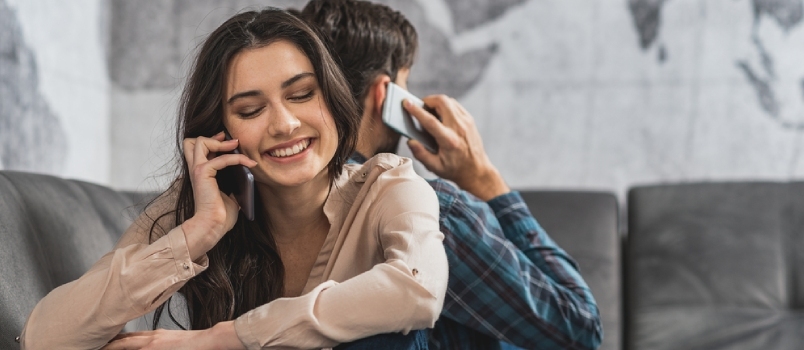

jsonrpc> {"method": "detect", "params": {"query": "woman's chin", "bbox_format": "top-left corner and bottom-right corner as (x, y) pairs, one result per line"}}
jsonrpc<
(256, 167), (329, 189)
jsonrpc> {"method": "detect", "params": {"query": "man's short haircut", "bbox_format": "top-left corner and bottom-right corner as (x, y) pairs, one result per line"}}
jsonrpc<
(300, 0), (417, 105)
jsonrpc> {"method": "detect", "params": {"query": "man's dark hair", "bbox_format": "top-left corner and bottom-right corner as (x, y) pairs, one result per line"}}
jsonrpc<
(300, 0), (417, 110)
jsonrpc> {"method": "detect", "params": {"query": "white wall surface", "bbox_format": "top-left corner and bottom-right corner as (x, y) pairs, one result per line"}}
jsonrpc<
(5, 0), (110, 184)
(3, 0), (803, 198)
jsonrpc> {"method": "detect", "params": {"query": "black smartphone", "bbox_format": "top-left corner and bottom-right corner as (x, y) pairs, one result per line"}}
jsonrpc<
(215, 130), (255, 221)
(381, 82), (439, 153)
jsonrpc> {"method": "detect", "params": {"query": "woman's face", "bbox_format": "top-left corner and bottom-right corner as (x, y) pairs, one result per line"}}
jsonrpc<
(223, 40), (338, 189)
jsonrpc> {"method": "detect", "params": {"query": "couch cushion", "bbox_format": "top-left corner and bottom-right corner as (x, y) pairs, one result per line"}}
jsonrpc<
(627, 182), (804, 350)
(0, 171), (149, 348)
(520, 191), (621, 350)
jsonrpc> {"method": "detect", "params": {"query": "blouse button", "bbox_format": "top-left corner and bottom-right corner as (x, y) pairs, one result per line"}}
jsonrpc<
(182, 263), (190, 270)
(361, 172), (367, 177)
(412, 268), (419, 276)
(15, 336), (20, 343)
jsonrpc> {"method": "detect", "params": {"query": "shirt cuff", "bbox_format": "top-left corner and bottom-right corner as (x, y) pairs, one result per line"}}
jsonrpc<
(487, 190), (525, 216)
(167, 227), (209, 278)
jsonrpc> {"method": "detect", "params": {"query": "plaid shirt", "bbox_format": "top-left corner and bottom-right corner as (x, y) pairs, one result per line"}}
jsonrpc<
(350, 154), (602, 350)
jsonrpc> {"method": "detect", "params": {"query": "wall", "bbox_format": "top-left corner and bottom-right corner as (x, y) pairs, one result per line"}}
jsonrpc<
(1, 0), (109, 184)
(2, 0), (803, 198)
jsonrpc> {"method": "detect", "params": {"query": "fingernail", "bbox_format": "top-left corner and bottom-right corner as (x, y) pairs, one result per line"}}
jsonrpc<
(402, 99), (410, 107)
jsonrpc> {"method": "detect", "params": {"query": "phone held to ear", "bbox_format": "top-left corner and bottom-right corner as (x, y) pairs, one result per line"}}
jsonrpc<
(215, 130), (255, 221)
(381, 82), (439, 153)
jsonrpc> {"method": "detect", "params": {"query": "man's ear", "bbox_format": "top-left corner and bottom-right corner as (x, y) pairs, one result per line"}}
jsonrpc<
(369, 75), (392, 121)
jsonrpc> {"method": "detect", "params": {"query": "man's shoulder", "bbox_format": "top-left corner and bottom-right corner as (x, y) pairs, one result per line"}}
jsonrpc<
(426, 178), (492, 217)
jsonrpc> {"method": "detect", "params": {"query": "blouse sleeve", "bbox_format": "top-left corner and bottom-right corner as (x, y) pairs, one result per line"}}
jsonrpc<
(233, 162), (448, 349)
(20, 190), (208, 350)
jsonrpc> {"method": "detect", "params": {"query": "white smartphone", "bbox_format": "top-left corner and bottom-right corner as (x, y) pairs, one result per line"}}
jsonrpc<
(381, 82), (438, 153)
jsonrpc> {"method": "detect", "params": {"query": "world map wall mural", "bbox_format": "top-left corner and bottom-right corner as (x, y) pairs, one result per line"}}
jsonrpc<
(630, 0), (804, 129)
(0, 0), (67, 173)
(1, 0), (802, 204)
(1, 0), (801, 348)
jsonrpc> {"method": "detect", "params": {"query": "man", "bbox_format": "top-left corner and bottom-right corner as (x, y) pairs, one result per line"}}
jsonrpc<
(300, 1), (603, 349)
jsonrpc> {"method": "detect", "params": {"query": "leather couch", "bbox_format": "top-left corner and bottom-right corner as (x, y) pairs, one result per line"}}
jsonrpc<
(626, 182), (804, 350)
(4, 169), (796, 349)
(0, 170), (150, 349)
(0, 170), (621, 349)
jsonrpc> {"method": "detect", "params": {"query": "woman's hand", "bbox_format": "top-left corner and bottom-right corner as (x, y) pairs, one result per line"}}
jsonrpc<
(181, 132), (257, 260)
(101, 321), (244, 350)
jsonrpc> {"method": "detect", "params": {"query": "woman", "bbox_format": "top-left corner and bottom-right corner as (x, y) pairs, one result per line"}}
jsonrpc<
(20, 8), (447, 350)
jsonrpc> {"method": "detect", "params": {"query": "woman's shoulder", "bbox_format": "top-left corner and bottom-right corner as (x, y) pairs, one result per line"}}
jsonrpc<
(342, 153), (418, 184)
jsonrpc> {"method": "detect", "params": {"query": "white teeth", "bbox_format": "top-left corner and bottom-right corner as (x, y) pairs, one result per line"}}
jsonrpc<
(269, 139), (310, 158)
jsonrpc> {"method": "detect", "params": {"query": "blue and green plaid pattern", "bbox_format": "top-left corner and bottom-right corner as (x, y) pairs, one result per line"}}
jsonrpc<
(350, 154), (602, 350)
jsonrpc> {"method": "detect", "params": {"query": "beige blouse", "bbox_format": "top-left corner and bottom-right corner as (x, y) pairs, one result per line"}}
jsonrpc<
(20, 153), (448, 350)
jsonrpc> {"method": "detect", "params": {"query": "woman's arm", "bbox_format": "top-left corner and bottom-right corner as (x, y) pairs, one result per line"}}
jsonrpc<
(22, 134), (255, 350)
(232, 162), (448, 349)
(20, 192), (208, 350)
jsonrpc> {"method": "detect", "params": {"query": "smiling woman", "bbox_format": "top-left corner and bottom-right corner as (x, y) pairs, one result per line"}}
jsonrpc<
(19, 8), (447, 350)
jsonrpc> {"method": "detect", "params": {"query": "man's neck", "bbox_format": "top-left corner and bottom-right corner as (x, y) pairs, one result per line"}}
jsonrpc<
(354, 136), (377, 159)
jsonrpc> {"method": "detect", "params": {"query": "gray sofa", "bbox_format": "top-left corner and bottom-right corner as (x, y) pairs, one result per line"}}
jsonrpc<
(0, 171), (150, 349)
(2, 169), (799, 350)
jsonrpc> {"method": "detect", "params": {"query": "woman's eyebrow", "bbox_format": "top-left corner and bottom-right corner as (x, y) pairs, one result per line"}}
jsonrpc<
(227, 90), (262, 105)
(281, 72), (315, 89)
(226, 72), (315, 105)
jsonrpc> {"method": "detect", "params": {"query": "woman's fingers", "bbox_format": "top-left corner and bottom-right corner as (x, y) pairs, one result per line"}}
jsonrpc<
(192, 137), (237, 167)
(101, 335), (150, 349)
(183, 133), (247, 175)
(198, 153), (258, 177)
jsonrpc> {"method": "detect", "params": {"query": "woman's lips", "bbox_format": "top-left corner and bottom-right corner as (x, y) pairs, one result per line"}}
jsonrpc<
(266, 138), (312, 158)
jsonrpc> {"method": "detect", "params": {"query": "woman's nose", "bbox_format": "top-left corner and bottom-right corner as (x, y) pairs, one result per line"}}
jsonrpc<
(268, 105), (301, 136)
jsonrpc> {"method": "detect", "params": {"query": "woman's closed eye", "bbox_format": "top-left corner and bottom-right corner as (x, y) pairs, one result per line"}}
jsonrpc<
(238, 106), (264, 119)
(288, 90), (314, 102)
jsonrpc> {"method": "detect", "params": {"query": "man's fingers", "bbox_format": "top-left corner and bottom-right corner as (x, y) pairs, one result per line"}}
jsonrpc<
(421, 95), (457, 125)
(408, 139), (443, 173)
(403, 99), (451, 141)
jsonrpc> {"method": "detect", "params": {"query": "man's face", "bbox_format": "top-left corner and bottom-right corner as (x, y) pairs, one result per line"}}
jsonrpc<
(374, 67), (411, 154)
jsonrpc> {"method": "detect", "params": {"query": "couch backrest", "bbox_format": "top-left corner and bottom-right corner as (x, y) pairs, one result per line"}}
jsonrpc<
(0, 171), (149, 348)
(0, 171), (623, 348)
(520, 191), (621, 350)
(627, 182), (804, 350)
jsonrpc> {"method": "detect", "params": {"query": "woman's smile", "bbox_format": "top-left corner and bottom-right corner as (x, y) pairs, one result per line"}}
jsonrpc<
(264, 138), (314, 161)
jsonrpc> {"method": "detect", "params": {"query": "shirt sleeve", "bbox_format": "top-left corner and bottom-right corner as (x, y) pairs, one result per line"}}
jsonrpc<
(20, 195), (208, 350)
(233, 162), (448, 349)
(434, 181), (602, 350)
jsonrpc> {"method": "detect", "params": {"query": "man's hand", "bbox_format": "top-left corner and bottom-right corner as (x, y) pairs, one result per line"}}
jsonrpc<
(404, 95), (510, 201)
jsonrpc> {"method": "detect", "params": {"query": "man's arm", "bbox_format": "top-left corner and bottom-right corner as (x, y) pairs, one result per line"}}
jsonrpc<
(405, 97), (602, 349)
(433, 180), (602, 349)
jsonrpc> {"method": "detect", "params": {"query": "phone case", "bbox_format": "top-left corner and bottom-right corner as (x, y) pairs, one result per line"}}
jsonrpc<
(217, 130), (255, 221)
(381, 83), (439, 153)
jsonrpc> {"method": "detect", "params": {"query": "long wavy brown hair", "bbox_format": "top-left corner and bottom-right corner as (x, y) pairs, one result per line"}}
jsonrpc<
(148, 8), (360, 330)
